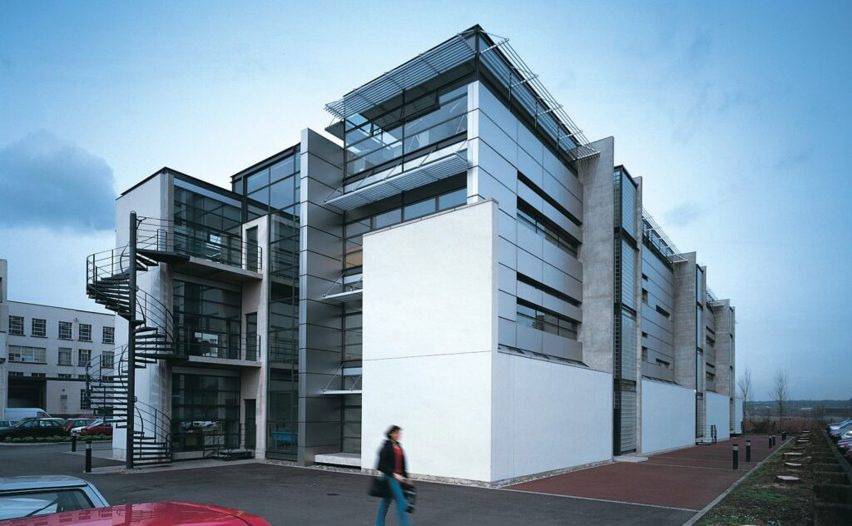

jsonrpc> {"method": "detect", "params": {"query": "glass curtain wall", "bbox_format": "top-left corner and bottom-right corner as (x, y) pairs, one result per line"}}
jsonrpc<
(613, 168), (639, 455)
(173, 280), (241, 359)
(173, 184), (245, 267)
(343, 67), (472, 181)
(234, 148), (301, 460)
(171, 373), (240, 454)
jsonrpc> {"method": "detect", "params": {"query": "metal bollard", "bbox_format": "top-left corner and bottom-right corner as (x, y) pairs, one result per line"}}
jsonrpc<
(732, 443), (739, 470)
(746, 439), (751, 462)
(71, 435), (77, 452)
(782, 431), (787, 441)
(85, 440), (92, 473)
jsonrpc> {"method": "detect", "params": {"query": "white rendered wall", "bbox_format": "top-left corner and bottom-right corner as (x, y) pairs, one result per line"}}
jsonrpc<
(641, 378), (695, 454)
(706, 391), (731, 441)
(491, 353), (611, 481)
(361, 200), (497, 482)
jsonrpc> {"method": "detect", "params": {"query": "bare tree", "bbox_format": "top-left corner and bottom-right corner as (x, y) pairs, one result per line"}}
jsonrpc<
(738, 367), (753, 431)
(772, 370), (790, 423)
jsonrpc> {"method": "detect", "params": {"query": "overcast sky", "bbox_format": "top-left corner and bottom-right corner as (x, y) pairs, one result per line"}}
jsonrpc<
(1, 1), (849, 400)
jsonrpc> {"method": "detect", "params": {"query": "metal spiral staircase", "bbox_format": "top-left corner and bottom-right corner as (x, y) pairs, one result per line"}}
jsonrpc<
(85, 213), (183, 467)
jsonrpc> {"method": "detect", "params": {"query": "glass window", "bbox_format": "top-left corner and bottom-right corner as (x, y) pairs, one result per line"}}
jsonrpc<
(438, 188), (467, 210)
(516, 199), (580, 257)
(101, 351), (115, 369)
(403, 198), (437, 221)
(58, 348), (72, 366)
(270, 157), (295, 182)
(621, 240), (637, 309)
(80, 390), (91, 409)
(174, 280), (242, 359)
(58, 373), (72, 379)
(246, 168), (269, 194)
(373, 208), (401, 229)
(8, 345), (47, 363)
(269, 177), (296, 210)
(516, 300), (579, 341)
(0, 490), (93, 520)
(31, 318), (47, 337)
(78, 324), (92, 342)
(58, 321), (72, 340)
(102, 326), (114, 344)
(8, 315), (23, 335)
(78, 349), (91, 367)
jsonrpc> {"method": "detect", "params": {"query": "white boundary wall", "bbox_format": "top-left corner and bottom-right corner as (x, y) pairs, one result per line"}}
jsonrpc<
(706, 391), (731, 441)
(491, 353), (611, 481)
(361, 201), (497, 482)
(641, 377), (695, 454)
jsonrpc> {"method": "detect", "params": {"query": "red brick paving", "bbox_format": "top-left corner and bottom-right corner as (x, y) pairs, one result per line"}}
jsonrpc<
(507, 435), (778, 511)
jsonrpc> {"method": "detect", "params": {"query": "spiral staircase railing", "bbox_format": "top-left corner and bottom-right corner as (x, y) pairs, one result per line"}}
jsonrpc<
(84, 215), (181, 466)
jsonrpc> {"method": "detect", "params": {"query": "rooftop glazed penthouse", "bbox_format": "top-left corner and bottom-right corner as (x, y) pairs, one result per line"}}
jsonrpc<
(82, 25), (736, 482)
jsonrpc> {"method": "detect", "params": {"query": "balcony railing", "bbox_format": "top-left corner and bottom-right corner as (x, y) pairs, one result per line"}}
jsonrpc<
(137, 217), (262, 272)
(177, 335), (261, 362)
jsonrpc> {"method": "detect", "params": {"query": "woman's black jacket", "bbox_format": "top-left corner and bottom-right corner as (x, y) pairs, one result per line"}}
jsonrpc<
(377, 439), (407, 478)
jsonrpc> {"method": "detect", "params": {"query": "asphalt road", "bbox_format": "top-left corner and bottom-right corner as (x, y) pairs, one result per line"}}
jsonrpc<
(0, 443), (694, 525)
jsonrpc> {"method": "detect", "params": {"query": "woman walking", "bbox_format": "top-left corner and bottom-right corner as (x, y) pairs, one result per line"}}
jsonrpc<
(375, 425), (410, 526)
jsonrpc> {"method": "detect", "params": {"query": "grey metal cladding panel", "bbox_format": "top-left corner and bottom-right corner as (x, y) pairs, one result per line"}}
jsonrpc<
(302, 251), (342, 282)
(542, 293), (582, 323)
(477, 139), (516, 186)
(305, 154), (344, 188)
(477, 169), (517, 215)
(542, 331), (582, 362)
(541, 199), (582, 241)
(516, 181), (543, 210)
(517, 248), (543, 282)
(303, 396), (343, 422)
(517, 324), (543, 353)
(498, 236), (517, 270)
(304, 299), (343, 330)
(303, 324), (343, 353)
(542, 170), (582, 216)
(302, 422), (342, 448)
(642, 362), (675, 382)
(477, 111), (519, 166)
(302, 274), (338, 300)
(516, 148), (543, 188)
(641, 248), (674, 288)
(498, 263), (517, 295)
(498, 316), (517, 347)
(306, 176), (339, 205)
(542, 241), (582, 282)
(516, 280), (543, 307)
(497, 210), (517, 245)
(645, 283), (674, 313)
(497, 290), (517, 321)
(303, 227), (343, 262)
(304, 202), (344, 235)
(302, 347), (343, 373)
(542, 261), (581, 300)
(516, 224), (544, 259)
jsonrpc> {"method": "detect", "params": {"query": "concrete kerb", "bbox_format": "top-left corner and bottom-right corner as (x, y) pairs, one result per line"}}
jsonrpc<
(681, 436), (793, 526)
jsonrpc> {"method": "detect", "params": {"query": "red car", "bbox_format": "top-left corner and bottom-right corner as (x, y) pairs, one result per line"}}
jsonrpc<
(77, 420), (113, 437)
(0, 501), (270, 525)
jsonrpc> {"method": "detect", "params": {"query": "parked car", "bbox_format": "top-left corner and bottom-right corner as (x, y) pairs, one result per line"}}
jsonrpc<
(62, 418), (96, 435)
(830, 422), (852, 441)
(0, 501), (270, 525)
(837, 438), (852, 453)
(3, 409), (50, 422)
(76, 421), (112, 437)
(0, 420), (17, 432)
(0, 419), (66, 441)
(0, 475), (109, 521)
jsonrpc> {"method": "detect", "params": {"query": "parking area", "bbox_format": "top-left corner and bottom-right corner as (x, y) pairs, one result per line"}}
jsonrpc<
(509, 435), (779, 511)
(0, 443), (694, 525)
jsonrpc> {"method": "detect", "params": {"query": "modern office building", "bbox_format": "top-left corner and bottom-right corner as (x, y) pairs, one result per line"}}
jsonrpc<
(0, 259), (115, 418)
(83, 25), (736, 481)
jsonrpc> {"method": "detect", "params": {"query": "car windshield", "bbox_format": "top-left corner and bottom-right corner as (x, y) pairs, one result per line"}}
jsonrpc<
(0, 490), (93, 520)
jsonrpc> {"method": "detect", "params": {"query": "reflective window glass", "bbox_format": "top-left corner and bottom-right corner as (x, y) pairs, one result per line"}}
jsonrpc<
(373, 209), (401, 229)
(403, 198), (437, 220)
(438, 188), (466, 210)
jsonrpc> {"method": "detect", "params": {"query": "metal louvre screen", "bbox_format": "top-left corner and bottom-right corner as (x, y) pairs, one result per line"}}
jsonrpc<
(620, 310), (637, 380)
(620, 389), (637, 452)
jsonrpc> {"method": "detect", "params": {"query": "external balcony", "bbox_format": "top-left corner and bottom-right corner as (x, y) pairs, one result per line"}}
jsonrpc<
(322, 273), (363, 303)
(179, 335), (262, 368)
(137, 217), (263, 283)
(325, 141), (469, 211)
(321, 362), (362, 396)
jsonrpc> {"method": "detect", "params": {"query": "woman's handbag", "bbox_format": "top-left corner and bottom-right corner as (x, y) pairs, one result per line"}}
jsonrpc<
(368, 475), (388, 498)
(403, 482), (417, 513)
